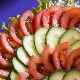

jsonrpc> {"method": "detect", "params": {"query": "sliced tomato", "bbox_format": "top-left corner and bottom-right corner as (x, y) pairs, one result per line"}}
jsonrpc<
(33, 9), (46, 31)
(0, 70), (9, 78)
(42, 6), (60, 28)
(1, 33), (18, 55)
(76, 61), (80, 68)
(19, 10), (34, 36)
(52, 42), (70, 70)
(61, 8), (80, 30)
(9, 19), (24, 46)
(41, 45), (55, 72)
(52, 6), (74, 26)
(68, 12), (80, 29)
(65, 48), (80, 71)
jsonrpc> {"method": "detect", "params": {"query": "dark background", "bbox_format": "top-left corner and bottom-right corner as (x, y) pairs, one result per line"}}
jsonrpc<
(0, 0), (80, 32)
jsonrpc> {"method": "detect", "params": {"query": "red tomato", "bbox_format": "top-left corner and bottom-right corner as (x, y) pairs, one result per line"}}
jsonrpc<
(65, 48), (80, 71)
(52, 42), (70, 70)
(19, 10), (34, 36)
(68, 12), (80, 29)
(28, 55), (44, 79)
(9, 19), (24, 46)
(52, 6), (74, 26)
(41, 45), (55, 72)
(33, 9), (46, 31)
(0, 70), (9, 78)
(1, 33), (18, 55)
(76, 61), (80, 68)
(42, 6), (60, 28)
(61, 8), (80, 30)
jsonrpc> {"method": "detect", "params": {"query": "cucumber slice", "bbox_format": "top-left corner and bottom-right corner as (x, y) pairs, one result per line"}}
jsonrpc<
(11, 57), (28, 73)
(35, 27), (48, 54)
(46, 26), (65, 49)
(15, 47), (29, 67)
(59, 28), (80, 45)
(40, 76), (48, 80)
(9, 70), (19, 80)
(49, 69), (66, 80)
(22, 35), (39, 57)
(68, 40), (80, 55)
(63, 68), (80, 80)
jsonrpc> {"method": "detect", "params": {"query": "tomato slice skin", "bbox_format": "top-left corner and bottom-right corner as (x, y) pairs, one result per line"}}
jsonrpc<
(68, 12), (80, 29)
(52, 42), (70, 70)
(61, 8), (80, 30)
(28, 55), (44, 80)
(1, 33), (18, 55)
(52, 6), (74, 26)
(65, 48), (80, 71)
(33, 9), (46, 31)
(42, 6), (60, 28)
(9, 19), (23, 46)
(41, 45), (54, 72)
(19, 10), (34, 36)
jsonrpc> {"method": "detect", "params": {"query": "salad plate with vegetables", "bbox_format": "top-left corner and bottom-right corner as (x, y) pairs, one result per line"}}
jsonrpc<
(1, 0), (80, 80)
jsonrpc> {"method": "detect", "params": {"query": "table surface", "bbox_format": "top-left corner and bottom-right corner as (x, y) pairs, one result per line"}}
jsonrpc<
(0, 0), (80, 32)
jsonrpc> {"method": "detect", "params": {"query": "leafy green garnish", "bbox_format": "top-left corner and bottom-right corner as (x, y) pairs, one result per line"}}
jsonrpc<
(32, 0), (79, 14)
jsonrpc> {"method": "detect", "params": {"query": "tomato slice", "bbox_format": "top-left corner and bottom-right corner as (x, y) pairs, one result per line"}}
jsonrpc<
(41, 45), (55, 72)
(65, 48), (80, 70)
(52, 6), (74, 26)
(42, 6), (60, 28)
(1, 33), (18, 55)
(19, 10), (34, 36)
(52, 42), (70, 70)
(61, 8), (80, 30)
(33, 9), (46, 31)
(68, 12), (80, 29)
(0, 70), (9, 78)
(9, 19), (23, 46)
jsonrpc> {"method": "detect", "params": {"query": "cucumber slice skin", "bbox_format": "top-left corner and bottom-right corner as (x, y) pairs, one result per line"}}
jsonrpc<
(11, 57), (28, 73)
(46, 26), (65, 50)
(15, 47), (29, 67)
(35, 27), (48, 54)
(22, 35), (39, 57)
(49, 69), (66, 80)
(62, 68), (80, 80)
(8, 70), (19, 80)
(68, 40), (80, 54)
(40, 76), (48, 80)
(59, 28), (80, 45)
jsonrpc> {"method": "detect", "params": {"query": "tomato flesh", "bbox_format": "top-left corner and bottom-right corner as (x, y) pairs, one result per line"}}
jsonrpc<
(19, 10), (34, 36)
(52, 42), (70, 70)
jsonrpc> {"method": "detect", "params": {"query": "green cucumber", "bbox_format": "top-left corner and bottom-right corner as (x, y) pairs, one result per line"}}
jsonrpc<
(40, 76), (48, 80)
(49, 69), (66, 80)
(68, 40), (80, 55)
(59, 28), (80, 45)
(46, 26), (65, 49)
(22, 35), (39, 57)
(35, 27), (48, 54)
(11, 57), (28, 73)
(62, 68), (80, 80)
(8, 70), (19, 80)
(15, 47), (29, 67)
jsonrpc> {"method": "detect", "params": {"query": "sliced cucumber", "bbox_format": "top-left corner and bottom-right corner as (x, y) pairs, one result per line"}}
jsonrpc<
(68, 40), (80, 55)
(40, 76), (48, 80)
(59, 28), (80, 45)
(63, 68), (80, 80)
(0, 77), (6, 80)
(46, 26), (65, 49)
(15, 47), (29, 67)
(8, 70), (19, 80)
(35, 27), (48, 54)
(11, 57), (28, 73)
(22, 35), (39, 57)
(49, 69), (66, 80)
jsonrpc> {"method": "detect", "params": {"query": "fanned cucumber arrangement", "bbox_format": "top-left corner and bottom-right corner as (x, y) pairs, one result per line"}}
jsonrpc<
(8, 26), (80, 80)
